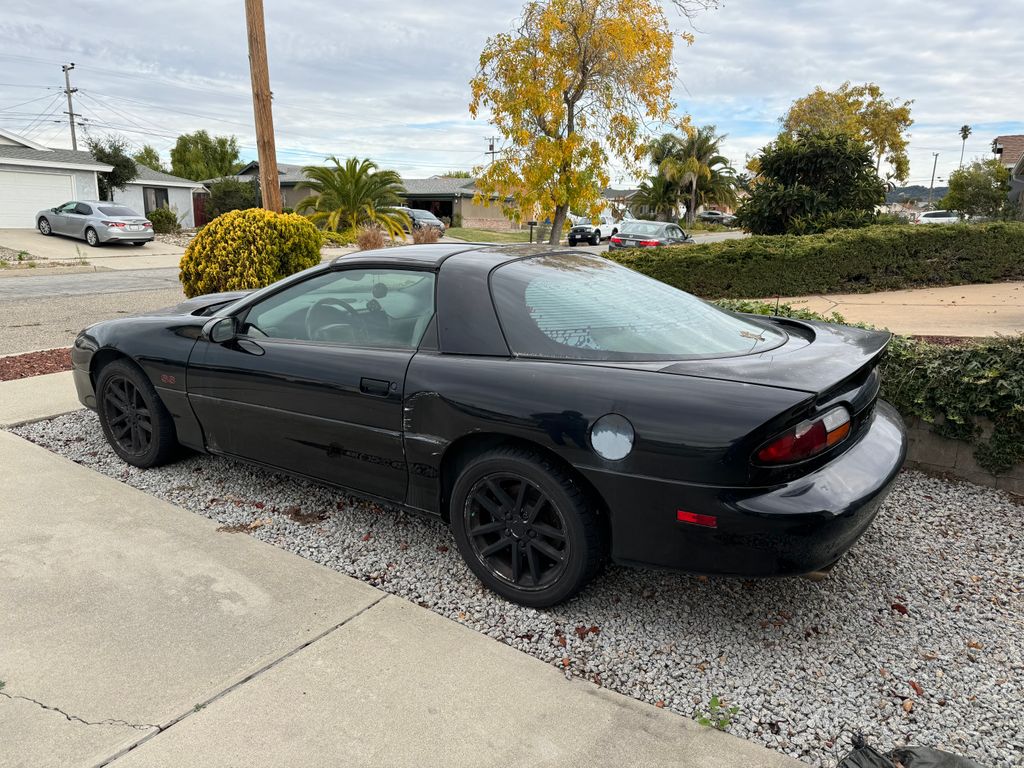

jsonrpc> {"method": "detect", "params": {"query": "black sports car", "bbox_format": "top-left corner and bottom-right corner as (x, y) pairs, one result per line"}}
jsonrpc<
(72, 244), (907, 607)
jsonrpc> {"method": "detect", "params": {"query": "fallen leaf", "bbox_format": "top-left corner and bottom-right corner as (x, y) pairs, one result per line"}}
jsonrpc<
(561, 657), (570, 668)
(248, 517), (272, 529)
(254, 501), (265, 509)
(361, 532), (372, 541)
(557, 635), (567, 647)
(655, 700), (665, 708)
(903, 700), (914, 713)
(967, 640), (983, 650)
(436, 545), (449, 553)
(909, 680), (924, 696)
(891, 603), (909, 615)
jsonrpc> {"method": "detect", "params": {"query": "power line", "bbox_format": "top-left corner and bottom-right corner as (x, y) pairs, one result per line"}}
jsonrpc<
(62, 63), (79, 150)
(0, 91), (58, 112)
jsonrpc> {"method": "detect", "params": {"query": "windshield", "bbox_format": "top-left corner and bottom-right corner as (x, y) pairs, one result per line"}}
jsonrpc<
(98, 205), (139, 217)
(490, 253), (786, 361)
(410, 209), (439, 220)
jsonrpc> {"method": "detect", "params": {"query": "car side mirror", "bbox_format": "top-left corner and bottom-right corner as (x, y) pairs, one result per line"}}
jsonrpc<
(205, 316), (236, 343)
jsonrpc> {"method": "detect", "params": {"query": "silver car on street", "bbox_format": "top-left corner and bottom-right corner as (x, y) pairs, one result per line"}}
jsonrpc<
(36, 200), (154, 247)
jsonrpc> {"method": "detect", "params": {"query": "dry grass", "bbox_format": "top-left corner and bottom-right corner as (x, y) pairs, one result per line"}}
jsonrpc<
(412, 227), (441, 244)
(356, 226), (387, 251)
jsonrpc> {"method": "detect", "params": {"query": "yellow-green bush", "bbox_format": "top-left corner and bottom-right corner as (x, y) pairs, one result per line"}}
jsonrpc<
(179, 208), (322, 298)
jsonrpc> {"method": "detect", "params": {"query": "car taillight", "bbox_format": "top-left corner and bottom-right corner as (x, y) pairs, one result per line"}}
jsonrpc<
(610, 236), (622, 244)
(103, 221), (125, 228)
(755, 406), (851, 464)
(143, 221), (152, 228)
(638, 239), (660, 246)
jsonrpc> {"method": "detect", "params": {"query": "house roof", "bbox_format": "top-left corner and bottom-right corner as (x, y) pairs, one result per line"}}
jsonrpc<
(233, 161), (313, 185)
(0, 141), (113, 173)
(993, 135), (1024, 169)
(128, 164), (204, 188)
(400, 177), (477, 198)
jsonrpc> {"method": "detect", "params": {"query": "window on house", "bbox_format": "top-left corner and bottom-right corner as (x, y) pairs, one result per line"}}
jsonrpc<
(143, 187), (169, 214)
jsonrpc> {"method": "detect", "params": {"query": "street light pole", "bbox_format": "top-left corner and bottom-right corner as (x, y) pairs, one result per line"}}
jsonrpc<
(62, 63), (78, 151)
(244, 0), (282, 213)
(927, 153), (939, 206)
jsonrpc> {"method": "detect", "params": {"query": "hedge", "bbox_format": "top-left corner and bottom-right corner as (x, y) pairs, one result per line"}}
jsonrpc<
(611, 222), (1024, 298)
(721, 300), (1024, 475)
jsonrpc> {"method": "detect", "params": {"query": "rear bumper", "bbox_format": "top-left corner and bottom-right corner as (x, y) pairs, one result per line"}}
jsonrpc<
(98, 228), (154, 242)
(584, 400), (907, 576)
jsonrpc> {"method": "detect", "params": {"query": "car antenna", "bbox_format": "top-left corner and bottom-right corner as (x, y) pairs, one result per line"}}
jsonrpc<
(774, 294), (781, 316)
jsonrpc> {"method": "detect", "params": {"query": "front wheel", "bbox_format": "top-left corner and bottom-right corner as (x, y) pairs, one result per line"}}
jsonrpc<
(38, 218), (52, 236)
(96, 359), (179, 468)
(590, 230), (601, 246)
(85, 228), (100, 247)
(449, 447), (605, 607)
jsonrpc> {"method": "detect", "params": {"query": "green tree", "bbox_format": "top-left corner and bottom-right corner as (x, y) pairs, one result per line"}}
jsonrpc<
(632, 173), (679, 221)
(736, 133), (886, 235)
(440, 170), (472, 178)
(87, 136), (138, 201)
(208, 178), (261, 217)
(470, 0), (698, 243)
(132, 144), (167, 174)
(170, 131), (241, 180)
(940, 158), (1011, 219)
(959, 124), (972, 169)
(295, 156), (410, 239)
(641, 126), (737, 223)
(781, 82), (913, 182)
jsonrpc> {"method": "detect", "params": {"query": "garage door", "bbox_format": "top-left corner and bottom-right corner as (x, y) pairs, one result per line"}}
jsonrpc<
(0, 169), (76, 228)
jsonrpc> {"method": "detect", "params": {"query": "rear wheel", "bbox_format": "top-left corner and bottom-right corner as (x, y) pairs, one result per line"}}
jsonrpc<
(96, 359), (178, 468)
(132, 241), (146, 247)
(450, 447), (604, 607)
(38, 218), (52, 236)
(590, 230), (600, 245)
(85, 227), (100, 247)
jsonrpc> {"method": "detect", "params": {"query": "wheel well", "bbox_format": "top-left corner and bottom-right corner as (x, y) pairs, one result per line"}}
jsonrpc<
(437, 432), (611, 532)
(89, 348), (129, 387)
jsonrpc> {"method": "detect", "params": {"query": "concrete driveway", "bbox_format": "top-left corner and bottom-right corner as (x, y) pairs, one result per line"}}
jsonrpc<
(0, 228), (185, 261)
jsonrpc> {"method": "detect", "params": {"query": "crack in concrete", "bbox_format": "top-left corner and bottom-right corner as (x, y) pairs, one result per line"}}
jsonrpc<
(0, 690), (158, 731)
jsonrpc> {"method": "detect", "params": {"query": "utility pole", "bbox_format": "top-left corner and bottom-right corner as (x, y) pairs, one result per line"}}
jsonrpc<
(486, 136), (499, 165)
(927, 152), (939, 206)
(62, 63), (78, 151)
(244, 0), (282, 213)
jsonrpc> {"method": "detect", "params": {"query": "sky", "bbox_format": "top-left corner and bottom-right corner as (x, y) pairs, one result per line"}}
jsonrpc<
(1, 0), (1021, 188)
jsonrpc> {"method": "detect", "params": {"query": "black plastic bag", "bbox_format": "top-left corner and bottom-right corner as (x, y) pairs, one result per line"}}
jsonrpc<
(838, 737), (986, 768)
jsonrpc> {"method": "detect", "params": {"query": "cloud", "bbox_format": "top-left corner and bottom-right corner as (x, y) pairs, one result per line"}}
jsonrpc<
(0, 0), (1019, 184)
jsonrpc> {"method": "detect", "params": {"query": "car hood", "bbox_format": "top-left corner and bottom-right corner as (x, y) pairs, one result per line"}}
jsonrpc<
(145, 290), (254, 317)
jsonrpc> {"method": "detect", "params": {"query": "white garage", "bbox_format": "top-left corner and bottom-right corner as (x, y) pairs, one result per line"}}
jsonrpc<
(0, 128), (110, 229)
(0, 169), (76, 228)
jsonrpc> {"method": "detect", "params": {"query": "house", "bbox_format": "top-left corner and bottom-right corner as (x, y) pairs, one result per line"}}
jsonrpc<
(111, 164), (205, 229)
(0, 128), (112, 228)
(401, 177), (517, 229)
(992, 135), (1024, 172)
(201, 161), (311, 211)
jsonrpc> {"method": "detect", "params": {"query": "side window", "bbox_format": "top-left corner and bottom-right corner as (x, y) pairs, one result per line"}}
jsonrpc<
(76, 203), (93, 215)
(667, 226), (682, 239)
(58, 202), (78, 213)
(241, 268), (436, 349)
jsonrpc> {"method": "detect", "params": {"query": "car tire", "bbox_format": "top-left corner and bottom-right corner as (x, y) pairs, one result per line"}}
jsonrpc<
(568, 239), (576, 247)
(449, 446), (605, 607)
(96, 359), (179, 468)
(38, 218), (52, 236)
(85, 228), (101, 247)
(591, 230), (601, 246)
(132, 242), (146, 247)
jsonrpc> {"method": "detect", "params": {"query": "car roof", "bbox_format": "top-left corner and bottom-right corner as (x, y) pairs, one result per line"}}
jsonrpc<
(329, 242), (502, 269)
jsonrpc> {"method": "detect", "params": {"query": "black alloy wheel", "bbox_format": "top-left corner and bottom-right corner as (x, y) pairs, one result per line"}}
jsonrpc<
(450, 447), (605, 607)
(96, 359), (178, 468)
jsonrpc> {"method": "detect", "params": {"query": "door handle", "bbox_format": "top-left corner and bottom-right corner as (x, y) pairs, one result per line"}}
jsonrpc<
(359, 377), (391, 396)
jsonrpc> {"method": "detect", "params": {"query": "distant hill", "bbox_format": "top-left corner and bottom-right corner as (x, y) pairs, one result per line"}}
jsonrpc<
(887, 185), (948, 204)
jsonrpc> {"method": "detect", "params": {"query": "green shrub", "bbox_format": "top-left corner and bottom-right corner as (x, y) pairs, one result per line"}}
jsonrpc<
(207, 178), (260, 217)
(148, 206), (180, 234)
(610, 222), (1024, 299)
(720, 299), (1024, 474)
(320, 228), (357, 247)
(179, 208), (321, 298)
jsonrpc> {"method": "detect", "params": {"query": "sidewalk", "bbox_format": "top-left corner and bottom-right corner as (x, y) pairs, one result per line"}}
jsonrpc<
(780, 281), (1024, 337)
(0, 386), (800, 768)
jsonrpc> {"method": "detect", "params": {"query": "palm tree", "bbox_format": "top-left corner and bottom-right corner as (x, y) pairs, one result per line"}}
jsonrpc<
(295, 157), (409, 238)
(659, 126), (734, 225)
(632, 174), (679, 221)
(959, 125), (972, 169)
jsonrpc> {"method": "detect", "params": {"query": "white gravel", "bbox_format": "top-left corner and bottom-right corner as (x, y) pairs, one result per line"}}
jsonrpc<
(11, 411), (1023, 767)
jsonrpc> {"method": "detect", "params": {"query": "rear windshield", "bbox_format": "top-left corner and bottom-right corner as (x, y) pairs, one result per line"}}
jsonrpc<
(410, 209), (439, 220)
(617, 222), (665, 237)
(490, 253), (786, 361)
(98, 205), (138, 217)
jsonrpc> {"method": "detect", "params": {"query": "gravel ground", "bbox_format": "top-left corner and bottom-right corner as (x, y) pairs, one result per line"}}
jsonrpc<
(0, 347), (70, 380)
(12, 410), (1023, 767)
(154, 231), (197, 249)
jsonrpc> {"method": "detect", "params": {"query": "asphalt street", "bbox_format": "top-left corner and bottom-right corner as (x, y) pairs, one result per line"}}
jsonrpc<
(0, 267), (181, 300)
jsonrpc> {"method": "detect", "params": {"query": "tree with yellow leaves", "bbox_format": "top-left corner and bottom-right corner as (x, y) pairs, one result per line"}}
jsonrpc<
(781, 82), (913, 182)
(470, 0), (714, 244)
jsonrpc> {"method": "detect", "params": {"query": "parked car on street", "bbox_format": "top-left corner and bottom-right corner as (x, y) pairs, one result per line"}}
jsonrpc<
(697, 210), (738, 226)
(36, 201), (153, 246)
(568, 214), (618, 246)
(398, 207), (445, 237)
(72, 243), (906, 607)
(913, 210), (963, 225)
(608, 220), (695, 249)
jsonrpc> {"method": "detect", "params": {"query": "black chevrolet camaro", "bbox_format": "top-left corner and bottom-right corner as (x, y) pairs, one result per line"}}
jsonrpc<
(72, 244), (907, 607)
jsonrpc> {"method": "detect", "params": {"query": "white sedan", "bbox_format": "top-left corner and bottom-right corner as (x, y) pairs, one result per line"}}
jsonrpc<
(914, 210), (964, 225)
